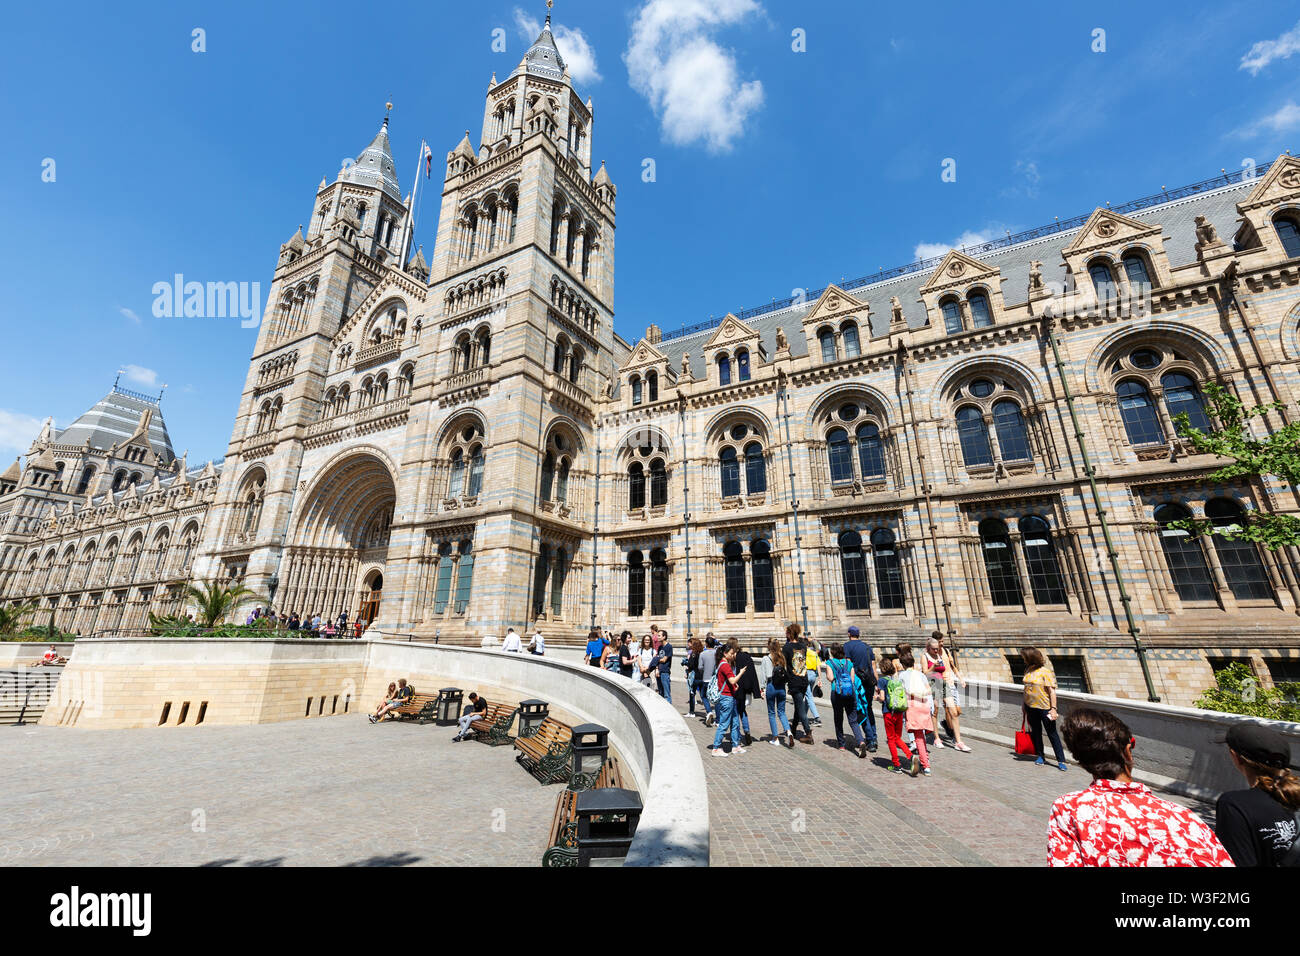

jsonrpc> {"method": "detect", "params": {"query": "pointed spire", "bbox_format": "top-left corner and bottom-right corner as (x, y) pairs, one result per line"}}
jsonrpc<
(453, 130), (476, 160)
(511, 0), (568, 83)
(341, 107), (402, 200)
(1, 458), (20, 482)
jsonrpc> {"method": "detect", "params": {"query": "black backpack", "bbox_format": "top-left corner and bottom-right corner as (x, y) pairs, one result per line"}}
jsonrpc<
(770, 658), (788, 690)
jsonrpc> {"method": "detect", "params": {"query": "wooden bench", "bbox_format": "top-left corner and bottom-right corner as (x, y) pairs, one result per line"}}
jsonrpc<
(514, 717), (573, 784)
(542, 788), (582, 867)
(469, 702), (518, 745)
(568, 754), (627, 792)
(389, 692), (438, 724)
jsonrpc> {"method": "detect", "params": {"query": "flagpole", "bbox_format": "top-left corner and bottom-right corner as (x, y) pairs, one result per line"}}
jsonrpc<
(399, 139), (427, 265)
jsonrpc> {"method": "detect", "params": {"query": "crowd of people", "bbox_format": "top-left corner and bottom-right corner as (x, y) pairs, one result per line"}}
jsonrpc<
(232, 606), (368, 639)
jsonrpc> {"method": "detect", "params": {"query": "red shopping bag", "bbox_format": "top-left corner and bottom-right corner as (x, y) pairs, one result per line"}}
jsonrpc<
(1015, 711), (1037, 756)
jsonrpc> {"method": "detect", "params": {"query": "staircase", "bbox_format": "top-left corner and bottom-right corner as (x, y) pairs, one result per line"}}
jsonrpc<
(0, 667), (62, 725)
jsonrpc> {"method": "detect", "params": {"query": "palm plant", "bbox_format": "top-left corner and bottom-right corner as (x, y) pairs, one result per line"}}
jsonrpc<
(0, 602), (38, 639)
(184, 581), (263, 628)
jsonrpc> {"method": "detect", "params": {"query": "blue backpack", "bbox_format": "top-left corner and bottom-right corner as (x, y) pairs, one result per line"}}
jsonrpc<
(830, 658), (854, 697)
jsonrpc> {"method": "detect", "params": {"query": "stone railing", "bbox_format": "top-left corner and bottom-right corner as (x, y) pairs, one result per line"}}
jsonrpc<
(354, 338), (402, 369)
(306, 396), (410, 438)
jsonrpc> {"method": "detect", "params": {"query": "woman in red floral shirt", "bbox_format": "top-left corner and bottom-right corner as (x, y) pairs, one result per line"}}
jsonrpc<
(1048, 708), (1234, 867)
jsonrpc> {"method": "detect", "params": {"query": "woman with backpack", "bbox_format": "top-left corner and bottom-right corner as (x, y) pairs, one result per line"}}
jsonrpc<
(804, 640), (823, 727)
(823, 643), (868, 757)
(899, 649), (933, 776)
(683, 638), (704, 717)
(710, 645), (749, 757)
(877, 658), (916, 773)
(761, 636), (793, 747)
(782, 624), (814, 745)
(729, 638), (762, 747)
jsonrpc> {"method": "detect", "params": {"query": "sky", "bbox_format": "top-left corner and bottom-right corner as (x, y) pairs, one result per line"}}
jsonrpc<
(2, 0), (1298, 464)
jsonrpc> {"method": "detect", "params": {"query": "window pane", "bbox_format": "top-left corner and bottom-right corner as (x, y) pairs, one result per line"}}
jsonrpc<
(737, 350), (751, 381)
(650, 551), (669, 616)
(1019, 516), (1067, 605)
(1155, 505), (1216, 602)
(745, 443), (767, 494)
(942, 300), (962, 334)
(871, 528), (905, 609)
(724, 541), (746, 613)
(1123, 255), (1151, 289)
(540, 453), (555, 501)
(1089, 263), (1115, 300)
(468, 451), (484, 496)
(717, 356), (731, 385)
(454, 545), (475, 612)
(842, 324), (861, 358)
(969, 293), (993, 329)
(627, 551), (645, 616)
(650, 460), (668, 507)
(1276, 217), (1300, 259)
(720, 449), (740, 498)
(1117, 381), (1164, 445)
(820, 331), (836, 363)
(857, 423), (885, 479)
(956, 406), (993, 467)
(628, 463), (646, 509)
(839, 532), (870, 610)
(993, 400), (1032, 462)
(980, 520), (1022, 607)
(1207, 500), (1272, 601)
(752, 540), (775, 613)
(531, 548), (550, 617)
(1161, 373), (1211, 434)
(549, 549), (566, 615)
(827, 428), (853, 483)
(433, 545), (454, 613)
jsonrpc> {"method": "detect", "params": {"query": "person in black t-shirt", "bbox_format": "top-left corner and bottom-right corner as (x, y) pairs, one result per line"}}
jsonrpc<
(617, 631), (635, 679)
(1215, 723), (1300, 867)
(453, 692), (489, 741)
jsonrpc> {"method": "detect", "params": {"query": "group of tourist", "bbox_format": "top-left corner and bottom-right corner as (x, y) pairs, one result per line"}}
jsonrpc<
(233, 607), (368, 638)
(367, 678), (413, 723)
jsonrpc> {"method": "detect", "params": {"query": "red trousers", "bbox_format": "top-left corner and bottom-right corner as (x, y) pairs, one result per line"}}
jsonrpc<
(883, 711), (913, 766)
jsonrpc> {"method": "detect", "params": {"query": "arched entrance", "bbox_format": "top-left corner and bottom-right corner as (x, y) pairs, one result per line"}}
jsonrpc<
(279, 453), (396, 624)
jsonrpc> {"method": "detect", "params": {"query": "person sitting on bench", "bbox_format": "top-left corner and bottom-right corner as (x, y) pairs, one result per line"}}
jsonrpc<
(453, 692), (489, 741)
(369, 679), (413, 722)
(41, 645), (66, 665)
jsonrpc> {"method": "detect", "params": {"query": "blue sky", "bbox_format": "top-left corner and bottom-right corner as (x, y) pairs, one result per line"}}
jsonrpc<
(2, 0), (1298, 464)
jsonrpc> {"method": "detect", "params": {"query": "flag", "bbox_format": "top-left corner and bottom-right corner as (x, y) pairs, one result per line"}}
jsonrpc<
(423, 142), (433, 179)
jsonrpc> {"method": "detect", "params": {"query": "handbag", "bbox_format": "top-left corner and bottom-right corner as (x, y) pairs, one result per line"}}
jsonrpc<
(1014, 710), (1037, 757)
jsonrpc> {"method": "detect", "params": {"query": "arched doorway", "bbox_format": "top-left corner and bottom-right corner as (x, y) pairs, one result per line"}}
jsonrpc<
(360, 571), (383, 626)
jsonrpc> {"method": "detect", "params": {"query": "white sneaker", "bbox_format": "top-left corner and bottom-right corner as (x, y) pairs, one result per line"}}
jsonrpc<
(733, 746), (747, 754)
(711, 748), (729, 757)
(769, 739), (782, 747)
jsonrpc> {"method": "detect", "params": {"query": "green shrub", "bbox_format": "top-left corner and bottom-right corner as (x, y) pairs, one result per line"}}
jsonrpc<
(1196, 662), (1300, 722)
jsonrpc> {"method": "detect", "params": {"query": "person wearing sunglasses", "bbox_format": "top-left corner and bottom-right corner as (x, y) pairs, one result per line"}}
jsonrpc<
(1049, 708), (1233, 867)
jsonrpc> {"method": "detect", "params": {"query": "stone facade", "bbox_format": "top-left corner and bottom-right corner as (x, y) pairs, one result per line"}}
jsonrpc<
(5, 15), (1300, 705)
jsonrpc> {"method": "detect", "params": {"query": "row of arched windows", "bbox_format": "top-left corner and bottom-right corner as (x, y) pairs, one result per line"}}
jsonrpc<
(454, 329), (492, 374)
(551, 335), (585, 384)
(627, 548), (669, 616)
(321, 364), (415, 419)
(979, 516), (1068, 607)
(447, 424), (486, 499)
(629, 369), (658, 404)
(940, 290), (994, 335)
(838, 528), (905, 610)
(430, 538), (476, 615)
(716, 348), (752, 385)
(549, 195), (597, 281)
(1155, 500), (1273, 603)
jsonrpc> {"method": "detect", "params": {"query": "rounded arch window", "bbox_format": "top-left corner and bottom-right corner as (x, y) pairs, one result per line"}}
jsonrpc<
(751, 539), (775, 613)
(827, 427), (853, 484)
(1154, 503), (1215, 602)
(1206, 498), (1272, 601)
(956, 405), (993, 467)
(941, 298), (963, 335)
(838, 530), (869, 610)
(1161, 371), (1211, 434)
(1273, 213), (1300, 259)
(978, 518), (1022, 607)
(744, 441), (767, 494)
(992, 399), (1031, 462)
(870, 527), (905, 609)
(818, 327), (837, 363)
(1018, 515), (1066, 605)
(719, 446), (740, 498)
(1122, 252), (1153, 289)
(649, 547), (669, 615)
(736, 348), (751, 381)
(627, 549), (646, 616)
(968, 291), (993, 329)
(646, 369), (658, 401)
(723, 540), (747, 613)
(1089, 259), (1117, 299)
(717, 354), (732, 385)
(649, 457), (667, 507)
(856, 422), (885, 479)
(841, 321), (861, 358)
(1116, 380), (1163, 446)
(628, 460), (646, 509)
(630, 375), (643, 405)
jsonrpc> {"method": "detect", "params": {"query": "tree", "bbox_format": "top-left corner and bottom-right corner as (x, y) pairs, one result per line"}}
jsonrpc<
(0, 602), (38, 639)
(184, 581), (263, 629)
(1196, 662), (1300, 722)
(1171, 382), (1300, 549)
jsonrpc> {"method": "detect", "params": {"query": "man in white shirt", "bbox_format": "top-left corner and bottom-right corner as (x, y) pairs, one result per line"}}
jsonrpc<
(527, 626), (545, 656)
(502, 628), (523, 653)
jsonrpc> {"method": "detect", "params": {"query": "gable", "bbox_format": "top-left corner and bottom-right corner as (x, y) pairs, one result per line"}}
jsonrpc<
(799, 284), (868, 326)
(918, 250), (1002, 296)
(1240, 154), (1300, 211)
(1062, 208), (1162, 258)
(621, 338), (669, 373)
(702, 313), (761, 350)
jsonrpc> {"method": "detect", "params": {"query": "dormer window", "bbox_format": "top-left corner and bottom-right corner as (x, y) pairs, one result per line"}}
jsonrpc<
(969, 292), (993, 329)
(818, 327), (837, 362)
(1274, 214), (1300, 259)
(941, 298), (962, 335)
(647, 370), (658, 401)
(736, 349), (751, 382)
(1121, 252), (1153, 290)
(841, 321), (861, 358)
(1088, 260), (1117, 301)
(717, 354), (732, 386)
(631, 376), (643, 405)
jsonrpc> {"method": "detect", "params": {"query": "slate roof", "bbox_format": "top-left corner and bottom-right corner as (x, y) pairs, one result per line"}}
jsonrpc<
(342, 118), (403, 201)
(56, 386), (176, 461)
(510, 14), (568, 83)
(645, 175), (1260, 383)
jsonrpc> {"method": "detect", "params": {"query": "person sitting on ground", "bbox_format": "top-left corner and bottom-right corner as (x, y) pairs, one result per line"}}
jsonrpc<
(41, 645), (66, 665)
(1049, 707), (1234, 867)
(1215, 723), (1300, 867)
(369, 678), (413, 723)
(453, 692), (490, 741)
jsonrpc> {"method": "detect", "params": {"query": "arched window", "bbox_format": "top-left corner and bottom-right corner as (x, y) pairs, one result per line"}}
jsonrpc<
(1117, 380), (1164, 446)
(448, 448), (465, 497)
(979, 518), (1023, 607)
(819, 328), (837, 363)
(992, 399), (1031, 462)
(532, 545), (551, 617)
(454, 540), (475, 612)
(549, 547), (567, 615)
(736, 349), (751, 382)
(627, 550), (645, 616)
(719, 447), (740, 498)
(1019, 515), (1066, 605)
(871, 527), (906, 609)
(556, 457), (570, 502)
(478, 330), (492, 366)
(631, 375), (643, 405)
(569, 347), (582, 384)
(841, 322), (861, 358)
(856, 423), (885, 479)
(75, 465), (96, 495)
(400, 363), (415, 396)
(827, 427), (853, 484)
(553, 339), (567, 374)
(1162, 372), (1211, 434)
(467, 444), (485, 496)
(433, 541), (454, 614)
(969, 292), (994, 329)
(956, 405), (993, 467)
(647, 370), (658, 401)
(839, 531), (869, 610)
(717, 354), (732, 386)
(752, 539), (775, 613)
(457, 336), (472, 372)
(941, 298), (963, 335)
(1206, 499), (1272, 601)
(724, 540), (747, 613)
(649, 458), (667, 507)
(112, 469), (127, 491)
(1155, 503), (1215, 602)
(744, 442), (767, 494)
(1122, 252), (1152, 290)
(1274, 214), (1300, 259)
(650, 548), (669, 615)
(540, 452), (555, 501)
(1089, 260), (1116, 301)
(628, 461), (646, 509)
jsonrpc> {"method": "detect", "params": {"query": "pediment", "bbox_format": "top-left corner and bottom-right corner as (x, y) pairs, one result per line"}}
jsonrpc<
(800, 284), (868, 325)
(1062, 208), (1161, 256)
(702, 313), (760, 350)
(918, 251), (1002, 295)
(1241, 154), (1300, 210)
(334, 271), (425, 345)
(621, 338), (669, 373)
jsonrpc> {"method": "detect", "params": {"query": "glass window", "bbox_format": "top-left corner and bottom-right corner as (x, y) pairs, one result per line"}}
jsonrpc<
(433, 542), (453, 614)
(827, 428), (853, 484)
(969, 292), (993, 329)
(941, 299), (962, 335)
(627, 550), (645, 616)
(1275, 216), (1300, 259)
(751, 539), (775, 613)
(1206, 499), (1272, 601)
(552, 342), (566, 374)
(993, 400), (1032, 462)
(842, 323), (861, 358)
(980, 519), (1023, 607)
(1019, 515), (1067, 605)
(724, 540), (747, 613)
(717, 355), (731, 385)
(969, 379), (995, 398)
(838, 404), (859, 422)
(650, 549), (669, 615)
(540, 452), (555, 501)
(1089, 261), (1116, 300)
(737, 349), (751, 381)
(467, 446), (484, 496)
(819, 329), (837, 363)
(857, 423), (885, 479)
(631, 376), (642, 405)
(649, 458), (668, 507)
(448, 449), (465, 496)
(454, 541), (474, 612)
(1161, 372), (1211, 434)
(556, 458), (570, 502)
(628, 462), (646, 509)
(1130, 348), (1161, 369)
(647, 371), (658, 401)
(1052, 656), (1090, 693)
(956, 405), (993, 467)
(1154, 503), (1216, 602)
(871, 527), (906, 609)
(719, 447), (740, 498)
(549, 547), (567, 615)
(1122, 254), (1152, 289)
(839, 531), (870, 610)
(744, 442), (767, 494)
(1117, 380), (1164, 445)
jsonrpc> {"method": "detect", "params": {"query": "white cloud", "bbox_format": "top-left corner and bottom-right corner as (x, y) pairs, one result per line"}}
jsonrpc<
(119, 306), (141, 324)
(0, 409), (44, 458)
(514, 8), (602, 86)
(1004, 159), (1041, 199)
(1240, 20), (1300, 75)
(121, 364), (158, 387)
(624, 0), (765, 153)
(913, 230), (999, 262)
(1234, 100), (1300, 138)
